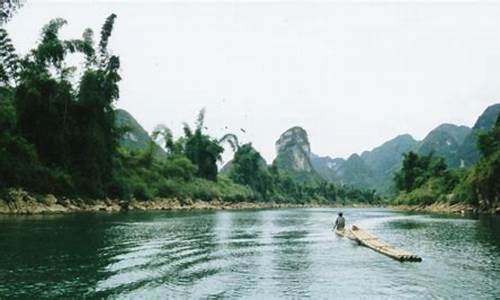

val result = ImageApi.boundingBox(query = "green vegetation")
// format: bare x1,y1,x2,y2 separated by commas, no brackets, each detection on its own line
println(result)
115,109,167,160
392,152,460,205
0,16,379,205
0,15,121,197
458,104,500,167
0,0,23,24
470,115,500,207
392,115,500,209
1,14,497,210
230,143,379,204
311,105,500,197
311,134,419,195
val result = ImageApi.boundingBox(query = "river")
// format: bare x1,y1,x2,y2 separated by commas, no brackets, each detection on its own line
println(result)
0,208,499,298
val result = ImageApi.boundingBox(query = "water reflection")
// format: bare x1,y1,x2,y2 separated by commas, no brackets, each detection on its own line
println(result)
0,213,115,298
476,215,500,249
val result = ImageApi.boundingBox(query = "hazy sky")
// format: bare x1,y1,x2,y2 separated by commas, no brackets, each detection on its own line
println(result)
6,1,500,163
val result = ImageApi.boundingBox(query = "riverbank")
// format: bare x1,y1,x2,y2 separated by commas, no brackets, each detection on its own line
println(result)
0,189,372,214
390,201,500,215
5,189,497,216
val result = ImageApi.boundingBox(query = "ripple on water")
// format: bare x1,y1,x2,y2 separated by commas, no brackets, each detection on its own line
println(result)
0,209,499,298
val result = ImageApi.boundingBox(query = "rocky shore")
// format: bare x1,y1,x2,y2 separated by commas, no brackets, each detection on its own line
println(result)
0,189,344,215
2,189,497,215
391,201,500,215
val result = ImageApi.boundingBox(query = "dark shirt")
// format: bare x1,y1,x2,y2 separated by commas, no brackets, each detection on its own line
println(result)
335,216,345,230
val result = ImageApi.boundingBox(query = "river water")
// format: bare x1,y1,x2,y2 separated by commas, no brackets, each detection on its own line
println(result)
0,208,499,299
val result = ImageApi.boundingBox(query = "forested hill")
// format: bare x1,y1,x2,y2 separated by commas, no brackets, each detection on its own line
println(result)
392,112,500,210
310,103,500,195
311,134,417,193
458,103,500,167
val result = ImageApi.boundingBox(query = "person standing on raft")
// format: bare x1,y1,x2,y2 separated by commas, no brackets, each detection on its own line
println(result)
334,212,346,230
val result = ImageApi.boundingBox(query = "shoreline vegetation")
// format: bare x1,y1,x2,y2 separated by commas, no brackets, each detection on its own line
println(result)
1,188,498,215
0,15,380,214
389,123,500,215
0,189,377,215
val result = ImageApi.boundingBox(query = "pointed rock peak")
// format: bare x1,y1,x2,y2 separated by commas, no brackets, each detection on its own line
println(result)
473,103,500,131
276,126,310,153
274,126,313,173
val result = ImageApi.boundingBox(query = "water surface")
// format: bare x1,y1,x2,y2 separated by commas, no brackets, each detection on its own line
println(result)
0,208,499,298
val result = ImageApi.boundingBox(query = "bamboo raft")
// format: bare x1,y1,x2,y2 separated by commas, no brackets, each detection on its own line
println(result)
335,225,422,262
335,228,357,240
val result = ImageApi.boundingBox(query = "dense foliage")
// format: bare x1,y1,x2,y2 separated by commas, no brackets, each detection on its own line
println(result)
228,143,379,204
0,15,122,197
471,115,500,206
392,117,500,209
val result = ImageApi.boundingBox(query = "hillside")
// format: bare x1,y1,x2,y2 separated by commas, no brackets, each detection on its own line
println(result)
416,124,469,167
311,134,417,194
309,154,345,182
458,103,500,167
308,103,499,194
115,109,168,159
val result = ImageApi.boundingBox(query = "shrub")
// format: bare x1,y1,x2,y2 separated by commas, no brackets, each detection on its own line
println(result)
160,156,197,181
106,176,132,199
131,181,153,200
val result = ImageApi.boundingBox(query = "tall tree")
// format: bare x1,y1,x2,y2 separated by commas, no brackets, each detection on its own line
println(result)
183,109,224,181
394,151,448,193
15,18,75,167
230,143,268,195
0,0,23,24
0,28,18,85
72,14,120,195
11,14,121,197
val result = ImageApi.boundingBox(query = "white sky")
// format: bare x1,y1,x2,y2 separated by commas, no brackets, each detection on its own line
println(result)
5,0,500,163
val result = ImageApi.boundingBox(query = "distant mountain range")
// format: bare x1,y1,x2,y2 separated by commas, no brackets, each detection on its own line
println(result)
416,123,471,167
116,103,500,195
280,103,500,194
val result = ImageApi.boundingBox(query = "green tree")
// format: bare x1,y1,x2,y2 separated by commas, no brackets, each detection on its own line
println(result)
229,143,271,199
152,124,184,156
0,86,73,194
471,114,500,207
10,15,120,197
0,28,19,85
72,14,121,196
394,151,448,193
183,109,224,181
0,0,24,24
394,151,420,192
